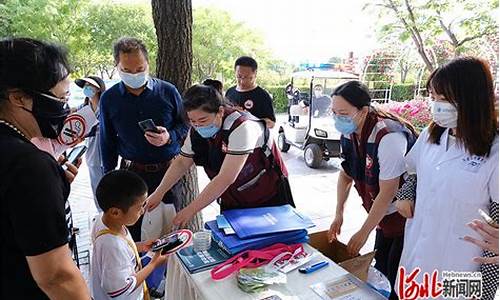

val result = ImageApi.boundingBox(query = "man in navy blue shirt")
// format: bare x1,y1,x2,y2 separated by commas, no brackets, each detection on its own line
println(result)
99,37,189,241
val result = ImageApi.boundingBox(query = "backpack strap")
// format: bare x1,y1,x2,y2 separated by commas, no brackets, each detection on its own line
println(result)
95,229,150,300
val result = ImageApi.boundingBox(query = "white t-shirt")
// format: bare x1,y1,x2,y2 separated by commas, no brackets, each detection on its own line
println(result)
340,132,408,180
91,216,143,300
377,132,408,180
181,120,266,157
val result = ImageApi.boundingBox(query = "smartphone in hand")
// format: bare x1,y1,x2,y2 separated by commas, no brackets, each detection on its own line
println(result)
151,234,182,254
61,145,87,170
138,119,161,134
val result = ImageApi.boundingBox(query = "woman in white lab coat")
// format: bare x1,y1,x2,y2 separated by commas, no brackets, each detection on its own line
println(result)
397,57,499,299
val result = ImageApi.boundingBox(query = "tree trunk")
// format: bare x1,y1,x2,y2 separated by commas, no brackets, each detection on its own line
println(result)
151,0,203,232
386,0,435,73
399,61,409,83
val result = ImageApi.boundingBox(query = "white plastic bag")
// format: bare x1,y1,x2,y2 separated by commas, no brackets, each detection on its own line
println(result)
141,203,176,241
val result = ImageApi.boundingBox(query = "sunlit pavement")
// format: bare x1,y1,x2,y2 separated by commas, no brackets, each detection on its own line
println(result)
69,114,376,283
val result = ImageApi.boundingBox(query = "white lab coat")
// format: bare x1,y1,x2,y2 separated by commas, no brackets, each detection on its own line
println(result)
399,128,498,285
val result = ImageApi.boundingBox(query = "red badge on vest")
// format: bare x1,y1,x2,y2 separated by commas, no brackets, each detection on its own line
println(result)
244,99,254,110
221,142,228,153
366,154,373,169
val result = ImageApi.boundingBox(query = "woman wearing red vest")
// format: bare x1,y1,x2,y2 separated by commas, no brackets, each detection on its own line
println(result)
146,84,293,227
327,81,417,299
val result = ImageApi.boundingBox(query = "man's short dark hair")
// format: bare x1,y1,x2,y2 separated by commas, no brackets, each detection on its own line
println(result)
234,56,258,71
96,170,148,212
113,37,149,65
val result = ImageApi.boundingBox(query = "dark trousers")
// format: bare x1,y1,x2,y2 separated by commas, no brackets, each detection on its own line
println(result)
374,229,404,300
120,162,180,242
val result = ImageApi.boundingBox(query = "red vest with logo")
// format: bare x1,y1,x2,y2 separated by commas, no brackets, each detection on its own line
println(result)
191,108,291,210
340,111,417,238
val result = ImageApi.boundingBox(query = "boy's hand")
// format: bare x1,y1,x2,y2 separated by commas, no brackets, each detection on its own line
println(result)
136,239,156,252
151,250,169,267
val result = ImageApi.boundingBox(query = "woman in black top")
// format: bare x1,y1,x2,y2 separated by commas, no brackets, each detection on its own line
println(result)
0,38,90,299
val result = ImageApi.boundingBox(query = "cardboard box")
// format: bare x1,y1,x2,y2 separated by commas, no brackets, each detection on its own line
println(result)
309,230,375,282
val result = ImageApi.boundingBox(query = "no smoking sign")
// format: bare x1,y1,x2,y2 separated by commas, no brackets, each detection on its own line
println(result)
57,114,86,146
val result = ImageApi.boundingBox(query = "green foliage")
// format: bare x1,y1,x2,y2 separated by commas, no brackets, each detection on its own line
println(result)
267,86,288,113
82,2,157,77
369,0,499,75
0,0,156,78
0,0,91,77
0,1,290,87
391,84,415,102
192,7,290,87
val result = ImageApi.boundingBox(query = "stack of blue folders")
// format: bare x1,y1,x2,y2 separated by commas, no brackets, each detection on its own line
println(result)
205,205,315,255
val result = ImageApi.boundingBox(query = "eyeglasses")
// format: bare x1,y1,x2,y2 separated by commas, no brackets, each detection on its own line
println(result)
39,92,69,104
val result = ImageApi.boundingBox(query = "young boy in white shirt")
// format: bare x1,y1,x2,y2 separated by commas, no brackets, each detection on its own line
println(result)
91,170,168,300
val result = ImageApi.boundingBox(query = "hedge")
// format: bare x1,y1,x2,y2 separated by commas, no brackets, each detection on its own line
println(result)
391,84,416,102
267,86,288,113
267,83,418,112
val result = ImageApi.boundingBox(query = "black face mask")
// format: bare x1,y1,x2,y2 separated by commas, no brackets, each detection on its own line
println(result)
24,92,70,139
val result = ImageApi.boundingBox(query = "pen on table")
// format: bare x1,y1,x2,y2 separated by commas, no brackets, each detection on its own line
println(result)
298,261,329,274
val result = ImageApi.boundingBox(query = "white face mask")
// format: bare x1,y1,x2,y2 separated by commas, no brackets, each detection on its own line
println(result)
431,101,458,128
314,91,322,98
118,69,148,89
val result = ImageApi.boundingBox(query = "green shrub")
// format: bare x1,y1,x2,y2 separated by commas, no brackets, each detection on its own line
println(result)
267,86,288,113
391,84,415,102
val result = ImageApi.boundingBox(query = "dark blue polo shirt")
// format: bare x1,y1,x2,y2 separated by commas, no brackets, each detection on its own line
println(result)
99,78,189,173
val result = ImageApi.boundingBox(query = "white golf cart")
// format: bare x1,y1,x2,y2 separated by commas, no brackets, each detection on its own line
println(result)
277,70,358,168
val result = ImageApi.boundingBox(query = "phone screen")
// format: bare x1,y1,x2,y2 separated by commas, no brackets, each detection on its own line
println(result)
67,146,87,164
62,145,87,170
152,234,181,252
138,119,160,133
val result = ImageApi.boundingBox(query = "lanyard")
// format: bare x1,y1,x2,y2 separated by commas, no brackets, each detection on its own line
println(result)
95,229,150,300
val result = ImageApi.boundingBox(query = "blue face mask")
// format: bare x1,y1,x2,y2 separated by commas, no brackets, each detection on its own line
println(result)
333,112,359,135
195,123,220,138
118,69,148,89
83,85,96,98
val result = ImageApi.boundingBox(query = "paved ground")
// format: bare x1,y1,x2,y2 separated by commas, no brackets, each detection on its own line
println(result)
69,114,375,282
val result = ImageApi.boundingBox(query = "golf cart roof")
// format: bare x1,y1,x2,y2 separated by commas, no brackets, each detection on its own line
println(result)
292,70,359,80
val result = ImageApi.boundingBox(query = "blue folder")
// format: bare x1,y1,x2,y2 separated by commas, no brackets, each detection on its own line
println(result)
205,220,309,255
222,205,315,239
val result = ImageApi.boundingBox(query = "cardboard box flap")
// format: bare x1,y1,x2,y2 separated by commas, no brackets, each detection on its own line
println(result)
308,230,375,281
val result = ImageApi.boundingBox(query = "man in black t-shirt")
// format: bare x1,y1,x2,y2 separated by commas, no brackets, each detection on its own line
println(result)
225,56,276,128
